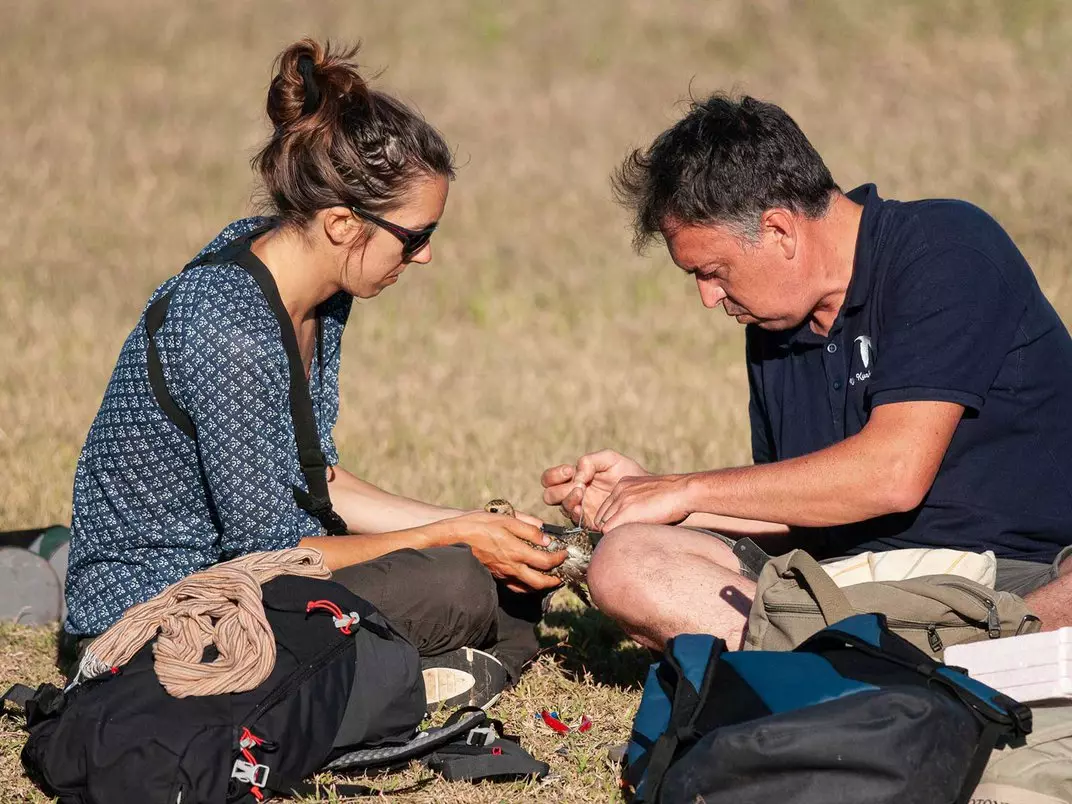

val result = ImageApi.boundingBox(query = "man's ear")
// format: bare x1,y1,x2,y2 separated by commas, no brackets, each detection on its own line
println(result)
762,208,798,260
322,206,360,246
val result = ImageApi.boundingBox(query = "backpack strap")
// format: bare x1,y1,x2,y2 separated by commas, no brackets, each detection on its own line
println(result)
230,248,347,536
145,293,196,440
783,550,855,626
1,683,36,712
632,634,725,803
278,777,433,799
324,708,487,772
143,224,348,536
804,614,1032,804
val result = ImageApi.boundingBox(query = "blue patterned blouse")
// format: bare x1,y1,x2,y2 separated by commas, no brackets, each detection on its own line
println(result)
65,218,353,636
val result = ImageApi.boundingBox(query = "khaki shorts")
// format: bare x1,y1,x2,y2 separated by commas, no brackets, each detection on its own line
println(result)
694,529,1072,598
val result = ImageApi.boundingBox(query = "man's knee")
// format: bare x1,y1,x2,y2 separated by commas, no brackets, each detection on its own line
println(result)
588,524,656,613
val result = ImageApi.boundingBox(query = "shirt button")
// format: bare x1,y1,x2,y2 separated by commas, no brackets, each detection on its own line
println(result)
827,343,838,353
833,380,843,390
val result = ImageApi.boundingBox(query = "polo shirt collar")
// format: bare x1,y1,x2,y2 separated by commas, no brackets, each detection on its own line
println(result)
843,183,883,311
779,183,882,348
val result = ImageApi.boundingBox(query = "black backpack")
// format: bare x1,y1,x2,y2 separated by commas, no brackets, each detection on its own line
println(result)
625,613,1032,804
13,574,425,803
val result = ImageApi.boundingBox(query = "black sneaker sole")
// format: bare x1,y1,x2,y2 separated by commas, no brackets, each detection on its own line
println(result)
422,646,508,711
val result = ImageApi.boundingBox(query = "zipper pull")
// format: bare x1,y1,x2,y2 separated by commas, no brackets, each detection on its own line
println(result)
986,601,1001,639
927,625,944,653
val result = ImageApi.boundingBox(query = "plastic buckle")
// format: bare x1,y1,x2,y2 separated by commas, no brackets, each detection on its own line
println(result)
333,612,360,631
231,758,270,788
466,726,497,746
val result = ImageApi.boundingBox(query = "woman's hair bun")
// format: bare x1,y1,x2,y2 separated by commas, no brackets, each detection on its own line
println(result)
266,38,368,129
254,37,455,226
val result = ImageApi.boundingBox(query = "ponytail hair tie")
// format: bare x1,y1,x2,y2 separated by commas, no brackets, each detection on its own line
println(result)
296,54,322,115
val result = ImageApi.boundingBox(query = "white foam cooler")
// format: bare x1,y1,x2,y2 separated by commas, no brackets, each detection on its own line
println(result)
944,628,1072,703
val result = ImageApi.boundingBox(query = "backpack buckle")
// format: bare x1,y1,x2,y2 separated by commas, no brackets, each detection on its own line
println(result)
466,726,497,746
231,758,270,789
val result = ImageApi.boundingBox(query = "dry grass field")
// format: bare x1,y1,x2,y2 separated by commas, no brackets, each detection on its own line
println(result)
3,0,1072,801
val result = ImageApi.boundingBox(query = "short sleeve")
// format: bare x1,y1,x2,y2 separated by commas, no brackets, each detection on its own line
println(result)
868,246,1026,412
170,272,311,557
745,329,775,464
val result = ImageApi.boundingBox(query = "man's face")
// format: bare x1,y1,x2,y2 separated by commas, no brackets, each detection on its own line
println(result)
664,218,811,331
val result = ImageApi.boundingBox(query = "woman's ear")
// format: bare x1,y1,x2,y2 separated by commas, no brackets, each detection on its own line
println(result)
322,206,360,246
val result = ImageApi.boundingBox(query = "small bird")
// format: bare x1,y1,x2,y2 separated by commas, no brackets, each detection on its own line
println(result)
483,499,599,605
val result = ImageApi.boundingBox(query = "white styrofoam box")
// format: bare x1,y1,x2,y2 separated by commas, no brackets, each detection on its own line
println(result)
944,628,1072,703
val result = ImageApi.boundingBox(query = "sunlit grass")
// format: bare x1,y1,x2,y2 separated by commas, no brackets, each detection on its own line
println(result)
3,0,1071,800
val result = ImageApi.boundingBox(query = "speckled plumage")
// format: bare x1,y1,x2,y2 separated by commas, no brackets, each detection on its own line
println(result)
484,499,599,603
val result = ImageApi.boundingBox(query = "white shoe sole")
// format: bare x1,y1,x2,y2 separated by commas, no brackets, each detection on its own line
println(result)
422,646,507,710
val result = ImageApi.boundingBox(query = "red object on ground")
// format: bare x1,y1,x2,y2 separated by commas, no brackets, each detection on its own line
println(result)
540,709,570,734
578,715,593,733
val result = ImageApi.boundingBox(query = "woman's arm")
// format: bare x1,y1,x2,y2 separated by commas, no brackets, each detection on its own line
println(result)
327,465,462,534
300,510,566,593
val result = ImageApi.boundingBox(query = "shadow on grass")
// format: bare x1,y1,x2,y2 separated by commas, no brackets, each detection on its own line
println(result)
539,606,652,690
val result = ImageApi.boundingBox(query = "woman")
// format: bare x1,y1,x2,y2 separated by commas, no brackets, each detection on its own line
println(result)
63,39,564,704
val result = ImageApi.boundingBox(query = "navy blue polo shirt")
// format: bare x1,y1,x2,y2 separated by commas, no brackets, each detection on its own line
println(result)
747,184,1072,563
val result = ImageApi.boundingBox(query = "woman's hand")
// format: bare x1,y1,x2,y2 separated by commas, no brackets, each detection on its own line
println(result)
436,511,567,594
541,449,651,528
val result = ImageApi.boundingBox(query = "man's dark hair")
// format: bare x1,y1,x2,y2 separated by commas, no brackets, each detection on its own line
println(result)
613,93,839,251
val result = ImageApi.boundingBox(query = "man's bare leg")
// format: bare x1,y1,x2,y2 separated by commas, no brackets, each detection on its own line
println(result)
1025,556,1072,630
587,524,755,651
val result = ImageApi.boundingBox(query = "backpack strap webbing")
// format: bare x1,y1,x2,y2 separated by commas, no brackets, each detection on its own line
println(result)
231,248,347,536
279,777,434,799
1,683,36,712
143,225,348,536
634,636,724,802
145,293,196,440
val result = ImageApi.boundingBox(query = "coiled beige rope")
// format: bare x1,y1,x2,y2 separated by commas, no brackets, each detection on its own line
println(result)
76,548,331,698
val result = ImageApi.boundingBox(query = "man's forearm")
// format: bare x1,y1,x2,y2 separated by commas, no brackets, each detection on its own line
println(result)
681,512,789,536
686,433,920,528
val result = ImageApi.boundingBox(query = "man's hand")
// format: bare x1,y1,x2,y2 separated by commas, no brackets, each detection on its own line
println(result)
593,474,695,532
436,511,566,594
541,449,650,527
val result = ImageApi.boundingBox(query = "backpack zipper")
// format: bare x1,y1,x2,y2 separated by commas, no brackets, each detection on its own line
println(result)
926,579,1002,638
763,600,999,653
242,634,353,732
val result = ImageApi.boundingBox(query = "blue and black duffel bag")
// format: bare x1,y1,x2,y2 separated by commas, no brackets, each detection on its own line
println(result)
625,613,1032,804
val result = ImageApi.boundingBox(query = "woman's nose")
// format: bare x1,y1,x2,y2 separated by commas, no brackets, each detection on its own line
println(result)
407,243,433,265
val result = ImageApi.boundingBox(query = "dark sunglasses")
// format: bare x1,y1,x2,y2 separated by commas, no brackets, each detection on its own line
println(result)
350,206,437,259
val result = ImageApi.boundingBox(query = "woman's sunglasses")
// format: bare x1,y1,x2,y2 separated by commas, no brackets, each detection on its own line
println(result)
350,206,437,260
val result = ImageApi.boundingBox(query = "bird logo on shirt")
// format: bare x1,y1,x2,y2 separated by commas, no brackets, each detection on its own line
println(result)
855,335,874,369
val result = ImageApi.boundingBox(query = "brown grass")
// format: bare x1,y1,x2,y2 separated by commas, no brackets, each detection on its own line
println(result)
2,0,1071,800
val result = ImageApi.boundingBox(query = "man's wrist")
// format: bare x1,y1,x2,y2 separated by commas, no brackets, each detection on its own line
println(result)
680,471,713,517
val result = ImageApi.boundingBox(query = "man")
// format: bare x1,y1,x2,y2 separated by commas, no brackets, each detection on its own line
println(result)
542,94,1072,651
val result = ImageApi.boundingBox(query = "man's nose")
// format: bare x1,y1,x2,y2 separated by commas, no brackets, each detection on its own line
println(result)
697,277,727,309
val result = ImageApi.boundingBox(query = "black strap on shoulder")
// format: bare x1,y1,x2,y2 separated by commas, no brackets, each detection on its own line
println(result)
145,294,197,439
143,224,348,536
231,248,348,536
